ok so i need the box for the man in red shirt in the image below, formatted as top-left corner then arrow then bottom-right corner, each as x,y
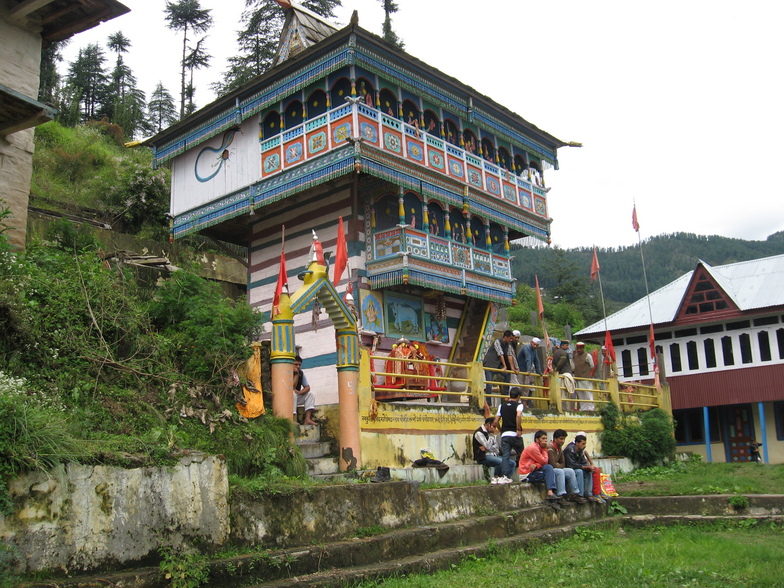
519,430 -> 565,507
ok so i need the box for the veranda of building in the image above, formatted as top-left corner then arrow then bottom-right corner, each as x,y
146,4 -> 669,471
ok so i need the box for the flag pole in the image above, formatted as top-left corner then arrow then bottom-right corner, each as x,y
633,202 -> 658,383
591,246 -> 608,332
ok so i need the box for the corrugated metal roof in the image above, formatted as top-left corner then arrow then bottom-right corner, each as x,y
577,253 -> 784,336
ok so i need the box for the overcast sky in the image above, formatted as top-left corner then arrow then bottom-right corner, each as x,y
60,0 -> 784,250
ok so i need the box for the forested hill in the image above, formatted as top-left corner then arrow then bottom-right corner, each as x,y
511,232 -> 784,305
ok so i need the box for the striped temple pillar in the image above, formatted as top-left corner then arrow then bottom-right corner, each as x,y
336,326 -> 361,470
270,292 -> 296,421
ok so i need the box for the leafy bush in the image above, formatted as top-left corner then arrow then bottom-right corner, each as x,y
0,371 -> 86,514
148,270 -> 263,385
729,494 -> 749,510
599,403 -> 676,467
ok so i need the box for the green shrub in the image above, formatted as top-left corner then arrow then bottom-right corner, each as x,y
599,403 -> 676,467
729,494 -> 749,510
0,371 -> 87,514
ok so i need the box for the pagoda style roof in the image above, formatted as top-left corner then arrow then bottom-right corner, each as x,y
145,18 -> 567,168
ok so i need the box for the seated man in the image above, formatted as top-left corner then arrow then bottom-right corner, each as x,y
293,355 -> 317,426
473,417 -> 504,483
564,434 -> 604,503
519,429 -> 566,507
548,429 -> 585,503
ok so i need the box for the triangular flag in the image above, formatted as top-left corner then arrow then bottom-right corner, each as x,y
590,247 -> 601,281
333,216 -> 348,285
632,205 -> 640,232
272,228 -> 288,317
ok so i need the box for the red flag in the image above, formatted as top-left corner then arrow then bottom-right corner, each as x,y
603,330 -> 616,363
535,275 -> 544,321
332,216 -> 348,285
590,247 -> 601,281
272,229 -> 288,317
632,205 -> 640,232
649,323 -> 657,368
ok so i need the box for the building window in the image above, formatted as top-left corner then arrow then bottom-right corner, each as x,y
284,99 -> 303,130
379,87 -> 398,117
775,402 -> 784,441
637,348 -> 649,376
739,333 -> 753,364
704,338 -> 717,368
686,340 -> 699,370
721,336 -> 734,366
777,328 -> 784,360
669,343 -> 682,372
621,349 -> 633,377
674,407 -> 721,444
759,331 -> 772,362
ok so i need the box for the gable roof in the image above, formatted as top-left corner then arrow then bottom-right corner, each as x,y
272,0 -> 339,66
576,253 -> 784,337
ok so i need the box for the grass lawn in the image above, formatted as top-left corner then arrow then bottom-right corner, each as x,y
613,460 -> 784,496
356,522 -> 784,588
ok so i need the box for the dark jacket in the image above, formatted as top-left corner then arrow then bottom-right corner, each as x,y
564,441 -> 589,469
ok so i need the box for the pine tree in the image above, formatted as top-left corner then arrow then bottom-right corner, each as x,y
39,40 -> 68,104
147,82 -> 178,132
183,36 -> 211,115
380,0 -> 404,49
107,31 -> 132,101
164,0 -> 213,119
67,43 -> 110,120
213,0 -> 341,96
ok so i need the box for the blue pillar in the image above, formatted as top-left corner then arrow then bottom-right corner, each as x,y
758,402 -> 769,464
703,406 -> 712,463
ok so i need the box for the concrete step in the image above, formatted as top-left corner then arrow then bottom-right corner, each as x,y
305,456 -> 340,475
297,441 -> 332,459
389,464 -> 488,485
294,423 -> 321,442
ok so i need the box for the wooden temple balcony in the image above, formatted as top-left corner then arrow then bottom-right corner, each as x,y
259,101 -> 550,235
366,226 -> 515,304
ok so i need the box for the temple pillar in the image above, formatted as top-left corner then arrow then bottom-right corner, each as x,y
336,326 -> 361,470
270,294 -> 296,421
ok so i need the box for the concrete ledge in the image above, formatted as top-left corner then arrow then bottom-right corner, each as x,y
616,494 -> 784,516
390,464 -> 485,484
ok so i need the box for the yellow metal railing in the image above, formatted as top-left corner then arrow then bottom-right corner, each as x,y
366,353 -> 669,414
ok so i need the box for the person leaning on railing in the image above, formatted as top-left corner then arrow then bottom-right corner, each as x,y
482,330 -> 515,396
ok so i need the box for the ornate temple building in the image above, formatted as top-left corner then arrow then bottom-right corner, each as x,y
146,3 -> 585,470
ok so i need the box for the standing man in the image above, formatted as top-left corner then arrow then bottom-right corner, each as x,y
293,355 -> 317,426
473,417 -> 503,483
517,337 -> 543,404
508,330 -> 523,387
552,339 -> 575,410
483,330 -> 515,397
493,388 -> 524,483
573,342 -> 595,411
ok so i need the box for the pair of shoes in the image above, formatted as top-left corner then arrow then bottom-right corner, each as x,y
490,477 -> 501,485
370,466 -> 391,483
497,476 -> 513,484
599,493 -> 612,501
588,495 -> 606,503
547,500 -> 562,511
546,494 -> 561,501
568,493 -> 588,504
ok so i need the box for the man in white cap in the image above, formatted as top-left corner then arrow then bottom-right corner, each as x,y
573,342 -> 595,411
508,330 -> 523,387
517,337 -> 543,405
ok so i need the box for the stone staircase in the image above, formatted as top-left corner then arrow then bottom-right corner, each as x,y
19,489 -> 784,588
295,422 -> 341,478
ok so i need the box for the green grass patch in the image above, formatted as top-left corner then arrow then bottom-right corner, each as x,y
355,523 -> 784,587
614,460 -> 784,496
